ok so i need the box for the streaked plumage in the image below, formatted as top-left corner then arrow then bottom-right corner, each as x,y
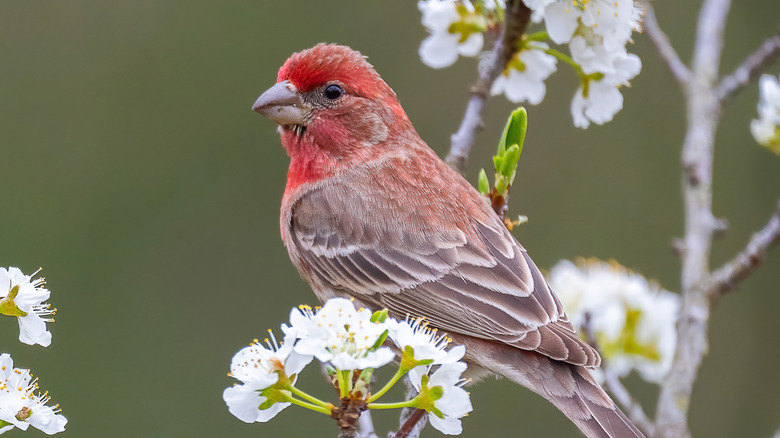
254,43 -> 644,438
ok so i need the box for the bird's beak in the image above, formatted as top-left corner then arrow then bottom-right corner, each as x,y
252,80 -> 307,126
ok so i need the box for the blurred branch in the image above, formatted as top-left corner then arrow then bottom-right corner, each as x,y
446,0 -> 531,175
715,28 -> 780,102
708,199 -> 780,300
642,1 -> 691,85
581,313 -> 654,437
358,411 -> 380,438
653,0 -> 731,437
602,369 -> 656,437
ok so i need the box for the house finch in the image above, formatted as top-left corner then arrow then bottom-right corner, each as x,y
253,43 -> 644,438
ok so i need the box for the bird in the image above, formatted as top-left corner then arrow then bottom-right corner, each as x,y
252,43 -> 644,438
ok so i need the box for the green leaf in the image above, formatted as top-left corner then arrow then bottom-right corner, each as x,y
477,169 -> 490,196
497,107 -> 527,162
492,155 -> 502,172
370,329 -> 389,351
499,144 -> 521,181
495,176 -> 508,196
370,309 -> 389,323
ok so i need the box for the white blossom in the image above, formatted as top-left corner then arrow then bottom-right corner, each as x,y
223,328 -> 313,423
387,316 -> 467,388
410,361 -> 472,435
751,73 -> 780,154
571,48 -> 641,128
491,44 -> 558,104
0,354 -> 67,435
0,268 -> 56,347
548,259 -> 679,383
543,0 -> 642,49
418,0 -> 484,68
288,298 -> 394,371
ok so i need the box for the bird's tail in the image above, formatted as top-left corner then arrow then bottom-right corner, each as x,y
481,343 -> 645,438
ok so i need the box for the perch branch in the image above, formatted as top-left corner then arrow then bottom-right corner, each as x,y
446,0 -> 531,175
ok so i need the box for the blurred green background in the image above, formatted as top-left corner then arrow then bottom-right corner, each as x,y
1,1 -> 779,437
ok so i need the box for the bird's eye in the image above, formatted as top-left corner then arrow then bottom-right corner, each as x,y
323,84 -> 344,101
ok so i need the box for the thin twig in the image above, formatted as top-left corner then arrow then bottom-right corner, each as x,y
708,199 -> 780,299
715,28 -> 780,102
581,313 -> 655,437
392,410 -> 427,438
642,1 -> 691,85
445,0 -> 531,175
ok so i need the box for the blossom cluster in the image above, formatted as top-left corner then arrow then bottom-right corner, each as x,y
0,267 -> 65,435
548,259 -> 679,383
417,0 -> 643,128
751,73 -> 780,155
0,354 -> 66,435
223,298 -> 472,435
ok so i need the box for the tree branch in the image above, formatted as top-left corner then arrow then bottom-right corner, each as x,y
641,0 -> 691,85
715,28 -> 780,102
654,1 -> 732,437
708,199 -> 780,299
445,0 -> 531,175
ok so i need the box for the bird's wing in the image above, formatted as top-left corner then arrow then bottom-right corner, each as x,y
288,166 -> 599,367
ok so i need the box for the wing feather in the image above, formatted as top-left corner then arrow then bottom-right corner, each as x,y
286,166 -> 599,367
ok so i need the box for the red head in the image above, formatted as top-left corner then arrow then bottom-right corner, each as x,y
276,44 -> 394,100
252,44 -> 416,193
